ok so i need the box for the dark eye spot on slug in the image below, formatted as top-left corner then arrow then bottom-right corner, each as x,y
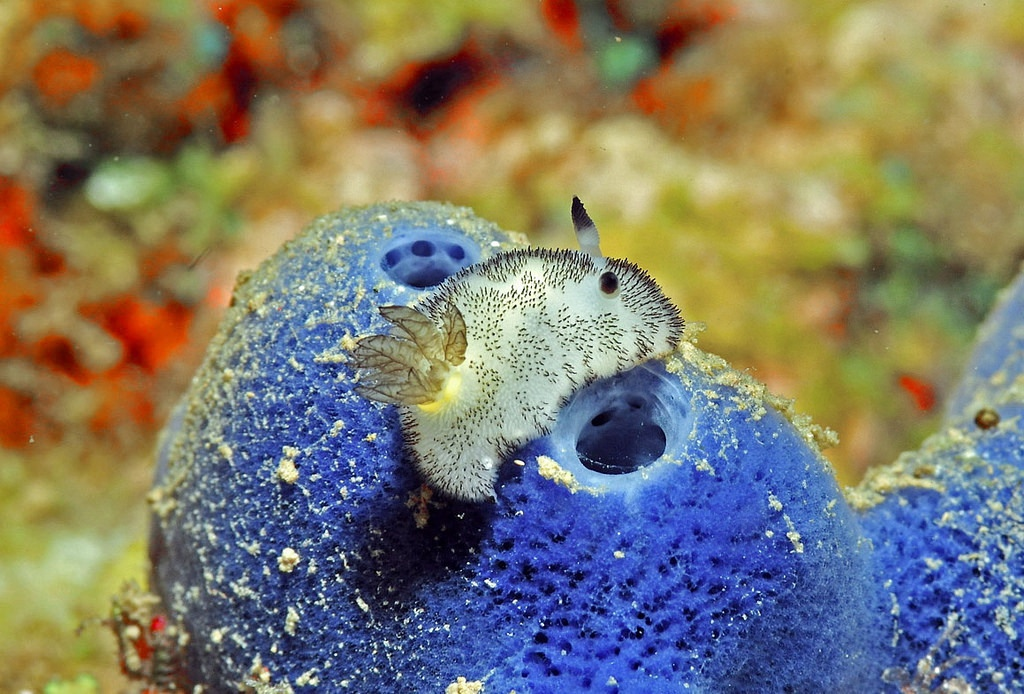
600,271 -> 619,296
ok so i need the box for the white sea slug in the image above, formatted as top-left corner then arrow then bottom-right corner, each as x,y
350,197 -> 683,501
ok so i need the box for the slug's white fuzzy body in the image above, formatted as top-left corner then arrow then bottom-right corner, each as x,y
351,204 -> 683,501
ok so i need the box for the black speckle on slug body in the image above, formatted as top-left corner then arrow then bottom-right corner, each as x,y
350,199 -> 684,501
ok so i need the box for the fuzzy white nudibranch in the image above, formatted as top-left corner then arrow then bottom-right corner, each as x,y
350,198 -> 684,502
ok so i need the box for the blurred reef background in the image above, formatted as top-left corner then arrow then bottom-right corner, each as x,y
1,0 -> 1023,689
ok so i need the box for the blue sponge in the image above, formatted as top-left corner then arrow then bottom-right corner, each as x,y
150,203 -> 1024,692
855,268 -> 1024,693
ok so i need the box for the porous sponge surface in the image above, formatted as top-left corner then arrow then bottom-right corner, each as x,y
151,203 -> 1022,692
853,270 -> 1024,692
480,365 -> 887,693
150,202 -> 528,688
854,419 -> 1024,692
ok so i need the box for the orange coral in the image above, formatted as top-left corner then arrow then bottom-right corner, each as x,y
897,374 -> 937,412
541,0 -> 584,53
30,0 -> 149,37
94,297 -> 193,374
32,49 -> 101,106
0,178 -> 35,248
632,66 -> 715,130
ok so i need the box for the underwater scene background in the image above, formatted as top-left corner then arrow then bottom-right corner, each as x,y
1,0 -> 1023,690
